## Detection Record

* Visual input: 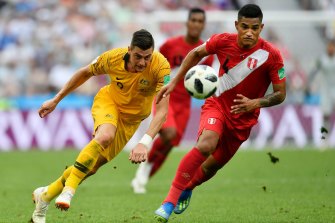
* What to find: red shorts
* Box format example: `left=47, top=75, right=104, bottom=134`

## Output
left=197, top=100, right=251, bottom=166
left=154, top=93, right=191, bottom=146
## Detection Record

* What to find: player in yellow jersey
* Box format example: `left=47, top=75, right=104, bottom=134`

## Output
left=30, top=29, right=170, bottom=223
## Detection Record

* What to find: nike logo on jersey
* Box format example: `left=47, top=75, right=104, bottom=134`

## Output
left=215, top=49, right=269, bottom=96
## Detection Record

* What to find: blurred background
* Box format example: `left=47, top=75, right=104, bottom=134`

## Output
left=0, top=0, right=334, bottom=151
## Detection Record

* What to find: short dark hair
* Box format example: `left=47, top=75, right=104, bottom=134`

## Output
left=131, top=29, right=154, bottom=50
left=238, top=4, right=263, bottom=22
left=188, top=7, right=206, bottom=20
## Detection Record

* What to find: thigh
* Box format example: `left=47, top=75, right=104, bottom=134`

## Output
left=212, top=126, right=251, bottom=166
left=197, top=101, right=225, bottom=139
left=102, top=119, right=141, bottom=161
left=92, top=87, right=119, bottom=134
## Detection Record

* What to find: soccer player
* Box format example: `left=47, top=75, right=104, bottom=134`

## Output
left=153, top=4, right=287, bottom=222
left=131, top=7, right=214, bottom=194
left=308, top=39, right=335, bottom=147
left=30, top=29, right=171, bottom=223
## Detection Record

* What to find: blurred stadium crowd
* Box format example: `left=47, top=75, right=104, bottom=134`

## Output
left=0, top=0, right=334, bottom=108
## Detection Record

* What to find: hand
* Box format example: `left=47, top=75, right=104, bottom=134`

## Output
left=38, top=99, right=58, bottom=118
left=128, top=143, right=148, bottom=164
left=156, top=82, right=175, bottom=104
left=230, top=94, right=259, bottom=114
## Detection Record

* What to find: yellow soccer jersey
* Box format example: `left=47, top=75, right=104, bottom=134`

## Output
left=89, top=48, right=170, bottom=122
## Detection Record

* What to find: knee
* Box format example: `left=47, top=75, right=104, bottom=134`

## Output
left=160, top=128, right=178, bottom=144
left=94, top=132, right=114, bottom=149
left=202, top=162, right=222, bottom=176
left=196, top=136, right=219, bottom=157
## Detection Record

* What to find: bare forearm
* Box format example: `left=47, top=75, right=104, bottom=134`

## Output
left=146, top=111, right=167, bottom=138
left=145, top=95, right=169, bottom=138
left=54, top=66, right=92, bottom=103
left=259, top=91, right=285, bottom=108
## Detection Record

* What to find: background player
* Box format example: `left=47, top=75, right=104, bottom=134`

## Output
left=131, top=7, right=214, bottom=194
left=30, top=29, right=170, bottom=223
left=153, top=4, right=286, bottom=222
left=307, top=39, right=335, bottom=147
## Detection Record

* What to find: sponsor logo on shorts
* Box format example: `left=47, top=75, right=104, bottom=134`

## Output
left=208, top=118, right=216, bottom=124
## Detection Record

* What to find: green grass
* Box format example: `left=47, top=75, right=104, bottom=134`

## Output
left=0, top=148, right=334, bottom=223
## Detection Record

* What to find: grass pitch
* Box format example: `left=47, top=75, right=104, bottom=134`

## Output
left=0, top=148, right=334, bottom=223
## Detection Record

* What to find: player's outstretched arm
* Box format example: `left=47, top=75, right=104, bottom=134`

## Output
left=156, top=44, right=209, bottom=104
left=38, top=65, right=93, bottom=118
left=129, top=95, right=169, bottom=164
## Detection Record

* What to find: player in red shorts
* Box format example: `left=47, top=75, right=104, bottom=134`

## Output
left=154, top=4, right=286, bottom=222
left=131, top=7, right=213, bottom=194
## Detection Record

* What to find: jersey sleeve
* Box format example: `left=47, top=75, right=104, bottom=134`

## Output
left=89, top=50, right=114, bottom=75
left=206, top=33, right=227, bottom=55
left=268, top=48, right=286, bottom=84
left=154, top=54, right=171, bottom=92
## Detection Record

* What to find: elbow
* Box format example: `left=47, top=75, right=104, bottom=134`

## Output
left=193, top=47, right=203, bottom=60
left=188, top=47, right=202, bottom=61
left=279, top=91, right=286, bottom=104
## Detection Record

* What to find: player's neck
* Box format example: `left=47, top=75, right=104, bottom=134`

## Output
left=185, top=35, right=200, bottom=45
left=125, top=61, right=137, bottom=73
left=237, top=40, right=257, bottom=50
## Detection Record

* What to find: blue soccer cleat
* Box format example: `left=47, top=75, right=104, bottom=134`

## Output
left=154, top=202, right=174, bottom=222
left=173, top=190, right=192, bottom=214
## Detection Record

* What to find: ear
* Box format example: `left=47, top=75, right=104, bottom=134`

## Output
left=128, top=46, right=131, bottom=52
left=260, top=23, right=264, bottom=32
left=234, top=21, right=238, bottom=30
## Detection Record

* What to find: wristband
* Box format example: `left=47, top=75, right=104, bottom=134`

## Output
left=139, top=134, right=153, bottom=148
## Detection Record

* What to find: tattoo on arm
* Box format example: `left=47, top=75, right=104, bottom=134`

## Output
left=259, top=91, right=284, bottom=108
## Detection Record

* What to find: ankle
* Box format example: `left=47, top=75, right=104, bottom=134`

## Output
left=62, top=186, right=75, bottom=194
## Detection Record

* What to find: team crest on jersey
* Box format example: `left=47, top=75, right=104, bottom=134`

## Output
left=247, top=57, right=258, bottom=70
left=208, top=118, right=216, bottom=124
left=140, top=79, right=149, bottom=86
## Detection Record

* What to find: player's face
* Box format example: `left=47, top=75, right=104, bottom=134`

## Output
left=186, top=12, right=205, bottom=39
left=235, top=17, right=263, bottom=49
left=327, top=42, right=335, bottom=57
left=128, top=46, right=153, bottom=72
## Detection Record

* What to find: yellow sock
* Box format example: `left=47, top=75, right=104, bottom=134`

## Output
left=41, top=166, right=73, bottom=202
left=65, top=140, right=102, bottom=190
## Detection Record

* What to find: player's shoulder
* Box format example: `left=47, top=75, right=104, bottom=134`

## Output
left=152, top=51, right=170, bottom=66
left=106, top=47, right=128, bottom=58
left=100, top=47, right=127, bottom=64
left=150, top=51, right=170, bottom=73
left=259, top=38, right=282, bottom=56
left=208, top=32, right=236, bottom=44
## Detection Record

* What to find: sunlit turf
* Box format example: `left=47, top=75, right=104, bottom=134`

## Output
left=0, top=148, right=334, bottom=222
